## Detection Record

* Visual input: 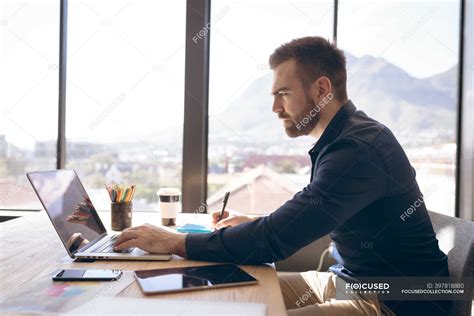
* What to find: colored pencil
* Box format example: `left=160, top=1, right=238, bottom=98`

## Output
left=106, top=183, right=136, bottom=203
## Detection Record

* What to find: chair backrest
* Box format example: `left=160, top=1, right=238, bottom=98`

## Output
left=428, top=211, right=474, bottom=316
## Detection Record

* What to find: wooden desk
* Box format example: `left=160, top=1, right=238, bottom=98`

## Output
left=0, top=211, right=286, bottom=315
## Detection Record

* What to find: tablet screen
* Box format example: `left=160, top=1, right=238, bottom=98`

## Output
left=134, top=264, right=258, bottom=294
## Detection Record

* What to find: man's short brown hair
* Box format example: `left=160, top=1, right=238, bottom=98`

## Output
left=269, top=36, right=347, bottom=101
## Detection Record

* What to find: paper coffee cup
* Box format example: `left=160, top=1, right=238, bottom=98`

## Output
left=157, top=188, right=181, bottom=226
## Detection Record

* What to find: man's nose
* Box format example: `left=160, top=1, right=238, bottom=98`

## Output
left=272, top=98, right=282, bottom=113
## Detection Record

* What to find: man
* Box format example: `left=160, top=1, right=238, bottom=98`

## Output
left=114, top=37, right=450, bottom=315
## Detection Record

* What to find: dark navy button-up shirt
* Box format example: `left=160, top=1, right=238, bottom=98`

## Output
left=186, top=100, right=448, bottom=280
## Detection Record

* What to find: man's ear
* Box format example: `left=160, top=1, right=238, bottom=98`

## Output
left=310, top=76, right=332, bottom=99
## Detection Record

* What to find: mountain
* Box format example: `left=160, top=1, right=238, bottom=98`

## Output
left=210, top=54, right=457, bottom=147
left=347, top=55, right=456, bottom=110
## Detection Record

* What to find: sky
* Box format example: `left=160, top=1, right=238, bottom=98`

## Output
left=0, top=0, right=461, bottom=149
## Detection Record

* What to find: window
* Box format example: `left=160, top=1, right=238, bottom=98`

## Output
left=1, top=0, right=464, bottom=218
left=338, top=0, right=460, bottom=216
left=0, top=1, right=58, bottom=209
left=65, top=0, right=186, bottom=211
left=207, top=0, right=334, bottom=214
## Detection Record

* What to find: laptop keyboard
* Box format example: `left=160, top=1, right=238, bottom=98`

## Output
left=92, top=235, right=134, bottom=253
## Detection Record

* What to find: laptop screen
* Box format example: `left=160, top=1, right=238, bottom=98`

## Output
left=27, top=170, right=106, bottom=255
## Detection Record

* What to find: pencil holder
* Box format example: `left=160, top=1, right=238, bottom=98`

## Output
left=111, top=202, right=132, bottom=231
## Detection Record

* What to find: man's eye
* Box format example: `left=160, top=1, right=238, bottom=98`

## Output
left=279, top=92, right=288, bottom=96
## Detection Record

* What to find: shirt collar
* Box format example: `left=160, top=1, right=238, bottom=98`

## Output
left=308, top=99, right=357, bottom=157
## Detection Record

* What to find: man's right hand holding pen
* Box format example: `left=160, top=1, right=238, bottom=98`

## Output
left=211, top=209, right=260, bottom=229
left=209, top=192, right=260, bottom=229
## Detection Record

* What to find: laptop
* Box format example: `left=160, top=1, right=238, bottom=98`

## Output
left=27, top=169, right=171, bottom=261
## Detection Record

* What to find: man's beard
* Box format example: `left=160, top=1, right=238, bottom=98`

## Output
left=279, top=95, right=320, bottom=138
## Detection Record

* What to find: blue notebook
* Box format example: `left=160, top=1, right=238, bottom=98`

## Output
left=176, top=223, right=213, bottom=233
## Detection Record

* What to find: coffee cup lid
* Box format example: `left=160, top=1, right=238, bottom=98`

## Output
left=157, top=188, right=181, bottom=196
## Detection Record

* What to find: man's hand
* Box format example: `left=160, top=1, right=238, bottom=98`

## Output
left=211, top=209, right=259, bottom=229
left=113, top=223, right=187, bottom=257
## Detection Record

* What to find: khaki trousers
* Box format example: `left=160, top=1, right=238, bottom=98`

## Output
left=278, top=271, right=392, bottom=316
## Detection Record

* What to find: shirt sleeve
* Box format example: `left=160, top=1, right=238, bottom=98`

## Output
left=185, top=138, right=388, bottom=264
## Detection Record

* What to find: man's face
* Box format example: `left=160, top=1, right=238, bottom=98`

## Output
left=271, top=59, right=319, bottom=138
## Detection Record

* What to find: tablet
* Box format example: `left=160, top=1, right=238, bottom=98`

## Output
left=134, top=264, right=258, bottom=294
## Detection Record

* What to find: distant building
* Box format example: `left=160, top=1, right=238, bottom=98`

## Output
left=34, top=140, right=106, bottom=159
left=34, top=140, right=55, bottom=158
left=206, top=165, right=301, bottom=215
left=105, top=165, right=123, bottom=183
left=242, top=154, right=310, bottom=171
left=103, top=162, right=135, bottom=182
left=68, top=142, right=107, bottom=159
left=0, top=179, right=39, bottom=208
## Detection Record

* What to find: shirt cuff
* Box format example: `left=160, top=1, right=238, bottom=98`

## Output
left=185, top=232, right=212, bottom=261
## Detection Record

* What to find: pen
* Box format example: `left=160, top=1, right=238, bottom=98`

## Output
left=217, top=191, right=230, bottom=222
